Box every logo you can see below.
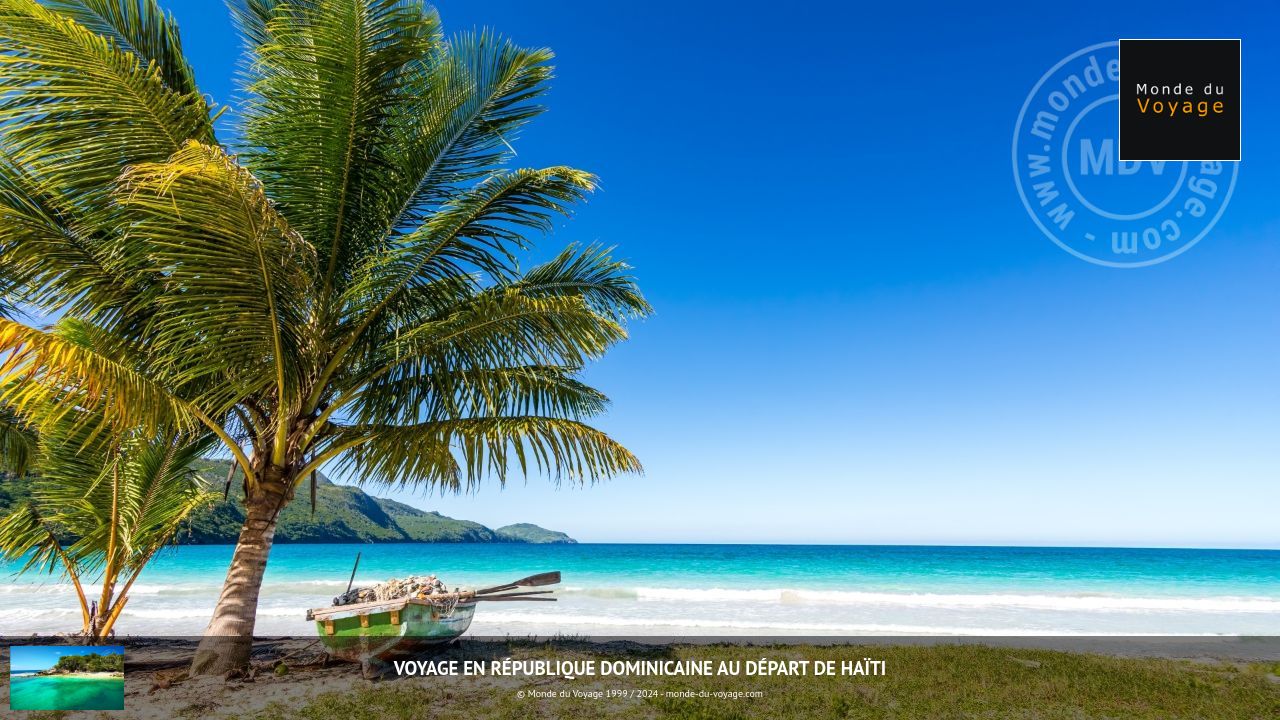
[1012,42,1237,267]
[1119,39,1240,161]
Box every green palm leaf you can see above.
[41,0,202,96]
[236,0,442,299]
[335,416,641,493]
[115,142,317,410]
[0,317,192,435]
[1,406,216,636]
[375,29,555,239]
[0,400,35,475]
[0,0,213,204]
[329,166,603,373]
[0,502,64,575]
[42,426,215,571]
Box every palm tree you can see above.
[0,380,216,641]
[0,0,647,673]
[0,311,215,644]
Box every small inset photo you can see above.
[9,645,125,711]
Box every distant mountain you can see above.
[0,463,575,545]
[496,523,577,544]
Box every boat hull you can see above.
[312,598,476,666]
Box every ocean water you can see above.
[8,675,125,711]
[1,544,1277,637]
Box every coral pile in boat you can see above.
[332,575,449,606]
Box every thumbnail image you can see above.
[8,645,125,711]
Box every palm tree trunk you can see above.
[189,469,292,675]
[98,560,147,640]
[56,546,92,635]
[98,594,128,639]
[95,459,121,640]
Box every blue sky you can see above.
[162,1,1277,547]
[9,645,123,672]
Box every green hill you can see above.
[496,523,577,544]
[0,463,575,545]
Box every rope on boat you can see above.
[333,574,451,606]
[433,593,459,618]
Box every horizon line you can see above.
[173,540,1280,552]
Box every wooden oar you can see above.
[474,595,557,602]
[474,571,560,596]
[473,590,554,599]
[346,552,362,594]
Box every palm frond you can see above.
[0,400,35,475]
[0,502,65,576]
[51,429,216,568]
[339,166,599,340]
[225,0,286,49]
[0,0,213,206]
[41,0,203,97]
[115,141,317,407]
[0,248,18,318]
[0,317,191,436]
[512,244,653,321]
[10,413,216,582]
[236,0,441,299]
[380,29,555,236]
[350,363,611,437]
[0,149,129,317]
[336,415,641,493]
[342,291,626,425]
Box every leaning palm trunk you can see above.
[0,0,648,675]
[190,466,292,673]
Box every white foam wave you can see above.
[619,588,1280,613]
[0,583,79,594]
[0,607,79,619]
[0,582,217,596]
[125,605,306,620]
[473,611,1209,636]
[125,607,214,619]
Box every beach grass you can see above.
[242,642,1280,720]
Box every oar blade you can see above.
[517,571,561,588]
[475,571,561,595]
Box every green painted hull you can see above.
[312,599,476,665]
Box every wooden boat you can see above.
[306,594,477,673]
[305,572,559,676]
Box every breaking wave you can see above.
[472,611,1212,636]
[553,587,1280,614]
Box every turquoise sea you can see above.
[2,544,1278,636]
[8,674,125,711]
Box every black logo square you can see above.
[1119,39,1240,161]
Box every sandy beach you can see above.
[25,670,125,678]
